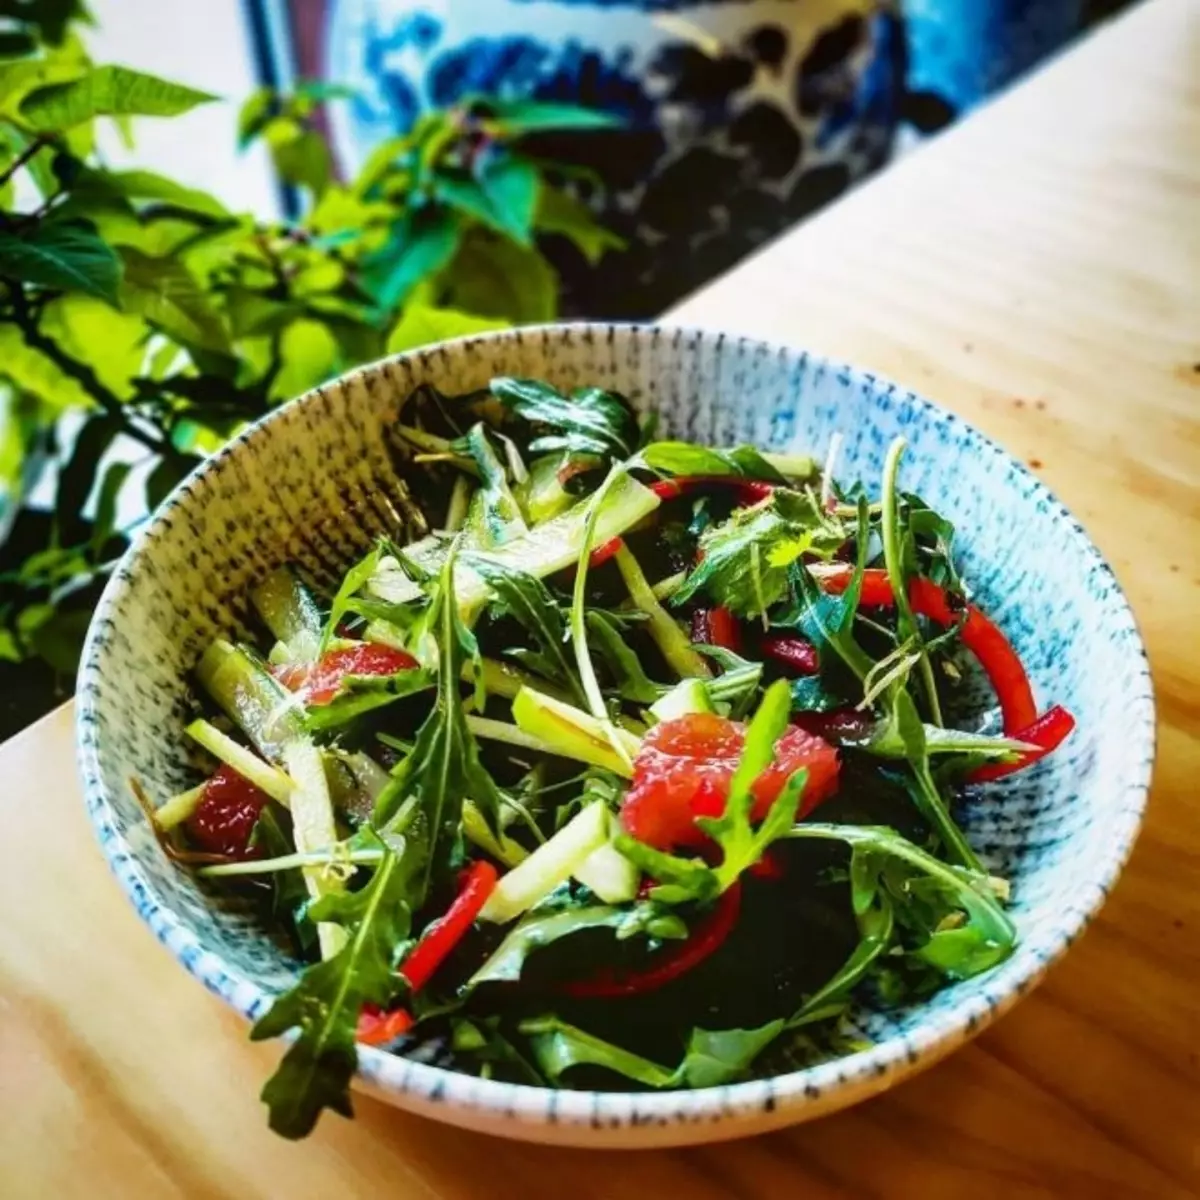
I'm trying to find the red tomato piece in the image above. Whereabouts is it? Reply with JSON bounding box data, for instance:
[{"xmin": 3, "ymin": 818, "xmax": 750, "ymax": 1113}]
[
  {"xmin": 275, "ymin": 643, "xmax": 419, "ymax": 706},
  {"xmin": 621, "ymin": 713, "xmax": 840, "ymax": 849},
  {"xmin": 185, "ymin": 766, "xmax": 270, "ymax": 859}
]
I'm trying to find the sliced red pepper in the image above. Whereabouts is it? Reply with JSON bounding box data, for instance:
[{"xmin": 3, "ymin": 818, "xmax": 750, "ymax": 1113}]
[
  {"xmin": 761, "ymin": 633, "xmax": 819, "ymax": 675},
  {"xmin": 356, "ymin": 1005, "xmax": 414, "ymax": 1047},
  {"xmin": 968, "ymin": 705, "xmax": 1076, "ymax": 782},
  {"xmin": 184, "ymin": 766, "xmax": 269, "ymax": 860},
  {"xmin": 691, "ymin": 605, "xmax": 742, "ymax": 651},
  {"xmin": 649, "ymin": 476, "xmax": 774, "ymax": 506},
  {"xmin": 356, "ymin": 860, "xmax": 498, "ymax": 1046},
  {"xmin": 563, "ymin": 882, "xmax": 742, "ymax": 998},
  {"xmin": 275, "ymin": 643, "xmax": 420, "ymax": 706},
  {"xmin": 588, "ymin": 535, "xmax": 624, "ymax": 568},
  {"xmin": 817, "ymin": 566, "xmax": 1038, "ymax": 735},
  {"xmin": 399, "ymin": 860, "xmax": 499, "ymax": 992}
]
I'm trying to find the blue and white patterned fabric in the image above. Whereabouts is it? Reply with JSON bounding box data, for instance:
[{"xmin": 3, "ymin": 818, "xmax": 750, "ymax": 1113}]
[{"xmin": 325, "ymin": 0, "xmax": 906, "ymax": 315}]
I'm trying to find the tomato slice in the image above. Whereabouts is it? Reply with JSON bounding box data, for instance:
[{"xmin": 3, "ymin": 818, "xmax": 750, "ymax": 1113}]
[
  {"xmin": 275, "ymin": 643, "xmax": 419, "ymax": 706},
  {"xmin": 621, "ymin": 713, "xmax": 840, "ymax": 849},
  {"xmin": 185, "ymin": 766, "xmax": 270, "ymax": 859}
]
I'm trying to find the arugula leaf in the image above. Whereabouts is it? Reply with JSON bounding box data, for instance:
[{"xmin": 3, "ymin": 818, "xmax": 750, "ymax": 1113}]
[
  {"xmin": 372, "ymin": 547, "xmax": 504, "ymax": 893},
  {"xmin": 302, "ymin": 668, "xmax": 436, "ymax": 732},
  {"xmin": 672, "ymin": 489, "xmax": 845, "ymax": 619},
  {"xmin": 640, "ymin": 441, "xmax": 792, "ymax": 484},
  {"xmin": 319, "ymin": 543, "xmax": 383, "ymax": 655},
  {"xmin": 457, "ymin": 422, "xmax": 528, "ymax": 549},
  {"xmin": 865, "ymin": 716, "xmax": 1033, "ymax": 762},
  {"xmin": 490, "ymin": 377, "xmax": 636, "ymax": 460},
  {"xmin": 520, "ymin": 1016, "xmax": 784, "ymax": 1089},
  {"xmin": 586, "ymin": 609, "xmax": 664, "ymax": 704},
  {"xmin": 467, "ymin": 556, "xmax": 586, "ymax": 706},
  {"xmin": 451, "ymin": 1017, "xmax": 545, "ymax": 1084},
  {"xmin": 250, "ymin": 841, "xmax": 420, "ymax": 1138},
  {"xmin": 693, "ymin": 644, "xmax": 762, "ymax": 718},
  {"xmin": 468, "ymin": 901, "xmax": 686, "ymax": 988},
  {"xmin": 905, "ymin": 491, "xmax": 965, "ymax": 595},
  {"xmin": 785, "ymin": 823, "xmax": 1015, "ymax": 984}
]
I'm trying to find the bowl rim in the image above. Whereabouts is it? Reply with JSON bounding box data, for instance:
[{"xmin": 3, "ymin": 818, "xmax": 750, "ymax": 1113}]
[{"xmin": 75, "ymin": 322, "xmax": 1155, "ymax": 1132}]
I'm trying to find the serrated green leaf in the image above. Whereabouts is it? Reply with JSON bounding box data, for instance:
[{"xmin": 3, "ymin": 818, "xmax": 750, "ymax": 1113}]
[
  {"xmin": 19, "ymin": 65, "xmax": 217, "ymax": 130},
  {"xmin": 0, "ymin": 221, "xmax": 121, "ymax": 302},
  {"xmin": 364, "ymin": 208, "xmax": 461, "ymax": 311},
  {"xmin": 119, "ymin": 246, "xmax": 232, "ymax": 354}
]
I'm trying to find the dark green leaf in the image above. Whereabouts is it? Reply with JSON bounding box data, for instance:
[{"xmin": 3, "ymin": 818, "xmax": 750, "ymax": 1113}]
[
  {"xmin": 469, "ymin": 902, "xmax": 681, "ymax": 988},
  {"xmin": 250, "ymin": 843, "xmax": 419, "ymax": 1138},
  {"xmin": 476, "ymin": 155, "xmax": 538, "ymax": 244},
  {"xmin": 55, "ymin": 412, "xmax": 119, "ymax": 543},
  {"xmin": 586, "ymin": 610, "xmax": 662, "ymax": 704},
  {"xmin": 145, "ymin": 453, "xmax": 198, "ymax": 511},
  {"xmin": 319, "ymin": 544, "xmax": 383, "ymax": 655},
  {"xmin": 441, "ymin": 231, "xmax": 556, "ymax": 323},
  {"xmin": 20, "ymin": 66, "xmax": 217, "ymax": 130},
  {"xmin": 303, "ymin": 668, "xmax": 436, "ymax": 732},
  {"xmin": 640, "ymin": 441, "xmax": 791, "ymax": 484},
  {"xmin": 119, "ymin": 246, "xmax": 232, "ymax": 354},
  {"xmin": 533, "ymin": 185, "xmax": 624, "ymax": 264},
  {"xmin": 0, "ymin": 221, "xmax": 121, "ymax": 302},
  {"xmin": 466, "ymin": 556, "xmax": 585, "ymax": 706},
  {"xmin": 486, "ymin": 99, "xmax": 624, "ymax": 134},
  {"xmin": 673, "ymin": 489, "xmax": 845, "ymax": 619},
  {"xmin": 236, "ymin": 86, "xmax": 275, "ymax": 148},
  {"xmin": 694, "ymin": 644, "xmax": 763, "ymax": 718},
  {"xmin": 372, "ymin": 547, "xmax": 505, "ymax": 893},
  {"xmin": 489, "ymin": 377, "xmax": 636, "ymax": 460}
]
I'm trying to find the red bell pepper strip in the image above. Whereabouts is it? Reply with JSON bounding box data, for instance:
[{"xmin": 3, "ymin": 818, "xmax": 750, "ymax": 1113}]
[
  {"xmin": 817, "ymin": 566, "xmax": 1038, "ymax": 735},
  {"xmin": 649, "ymin": 476, "xmax": 774, "ymax": 506},
  {"xmin": 399, "ymin": 860, "xmax": 499, "ymax": 992},
  {"xmin": 356, "ymin": 860, "xmax": 498, "ymax": 1045},
  {"xmin": 588, "ymin": 536, "xmax": 624, "ymax": 568},
  {"xmin": 356, "ymin": 1005, "xmax": 414, "ymax": 1046},
  {"xmin": 691, "ymin": 605, "xmax": 742, "ymax": 651},
  {"xmin": 968, "ymin": 705, "xmax": 1076, "ymax": 782},
  {"xmin": 761, "ymin": 633, "xmax": 819, "ymax": 675},
  {"xmin": 563, "ymin": 882, "xmax": 742, "ymax": 998}
]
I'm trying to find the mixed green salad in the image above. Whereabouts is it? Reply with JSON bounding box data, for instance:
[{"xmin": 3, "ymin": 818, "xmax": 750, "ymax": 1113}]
[{"xmin": 139, "ymin": 376, "xmax": 1076, "ymax": 1139}]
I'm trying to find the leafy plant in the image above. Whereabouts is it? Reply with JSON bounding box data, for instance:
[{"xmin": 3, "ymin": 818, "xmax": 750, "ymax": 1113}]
[{"xmin": 0, "ymin": 6, "xmax": 623, "ymax": 695}]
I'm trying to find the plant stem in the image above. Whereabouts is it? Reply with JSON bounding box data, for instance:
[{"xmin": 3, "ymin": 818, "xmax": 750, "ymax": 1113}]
[
  {"xmin": 881, "ymin": 437, "xmax": 943, "ymax": 725},
  {"xmin": 0, "ymin": 135, "xmax": 48, "ymax": 188}
]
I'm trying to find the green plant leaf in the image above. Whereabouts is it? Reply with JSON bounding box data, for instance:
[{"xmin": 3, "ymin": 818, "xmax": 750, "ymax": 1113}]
[
  {"xmin": 271, "ymin": 126, "xmax": 331, "ymax": 198},
  {"xmin": 145, "ymin": 453, "xmax": 199, "ymax": 511},
  {"xmin": 19, "ymin": 65, "xmax": 217, "ymax": 130},
  {"xmin": 440, "ymin": 231, "xmax": 556, "ymax": 324},
  {"xmin": 251, "ymin": 842, "xmax": 421, "ymax": 1138},
  {"xmin": 268, "ymin": 318, "xmax": 340, "ymax": 403},
  {"xmin": 489, "ymin": 377, "xmax": 637, "ymax": 459},
  {"xmin": 385, "ymin": 302, "xmax": 506, "ymax": 355},
  {"xmin": 90, "ymin": 459, "xmax": 132, "ymax": 555},
  {"xmin": 640, "ymin": 441, "xmax": 792, "ymax": 484},
  {"xmin": 585, "ymin": 610, "xmax": 662, "ymax": 704},
  {"xmin": 465, "ymin": 556, "xmax": 586, "ymax": 706},
  {"xmin": 485, "ymin": 99, "xmax": 624, "ymax": 134},
  {"xmin": 534, "ymin": 185, "xmax": 625, "ymax": 265},
  {"xmin": 97, "ymin": 168, "xmax": 229, "ymax": 217},
  {"xmin": 0, "ymin": 221, "xmax": 121, "ymax": 302},
  {"xmin": 365, "ymin": 208, "xmax": 461, "ymax": 311},
  {"xmin": 55, "ymin": 412, "xmax": 120, "ymax": 543},
  {"xmin": 237, "ymin": 86, "xmax": 275, "ymax": 148},
  {"xmin": 443, "ymin": 154, "xmax": 539, "ymax": 245},
  {"xmin": 119, "ymin": 246, "xmax": 232, "ymax": 354}
]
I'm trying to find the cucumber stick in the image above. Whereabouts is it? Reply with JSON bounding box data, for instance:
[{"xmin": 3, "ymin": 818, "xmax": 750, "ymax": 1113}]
[
  {"xmin": 184, "ymin": 720, "xmax": 294, "ymax": 803},
  {"xmin": 574, "ymin": 816, "xmax": 639, "ymax": 904},
  {"xmin": 250, "ymin": 566, "xmax": 323, "ymax": 662},
  {"xmin": 479, "ymin": 801, "xmax": 611, "ymax": 924},
  {"xmin": 511, "ymin": 687, "xmax": 640, "ymax": 777},
  {"xmin": 649, "ymin": 678, "xmax": 715, "ymax": 723},
  {"xmin": 195, "ymin": 640, "xmax": 346, "ymax": 957}
]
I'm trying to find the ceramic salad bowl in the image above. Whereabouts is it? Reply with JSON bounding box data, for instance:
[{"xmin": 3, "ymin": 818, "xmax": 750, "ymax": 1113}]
[{"xmin": 76, "ymin": 324, "xmax": 1153, "ymax": 1147}]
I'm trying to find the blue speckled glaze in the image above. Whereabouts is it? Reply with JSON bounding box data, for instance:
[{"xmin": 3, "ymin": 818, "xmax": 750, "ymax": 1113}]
[{"xmin": 76, "ymin": 324, "xmax": 1154, "ymax": 1147}]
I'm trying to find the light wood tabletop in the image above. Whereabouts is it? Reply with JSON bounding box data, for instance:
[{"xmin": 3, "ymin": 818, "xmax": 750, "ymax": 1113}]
[{"xmin": 3, "ymin": 0, "xmax": 1198, "ymax": 1195}]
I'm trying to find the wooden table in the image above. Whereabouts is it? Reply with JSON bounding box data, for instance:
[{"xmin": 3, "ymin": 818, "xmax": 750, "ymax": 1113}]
[{"xmin": 4, "ymin": 1, "xmax": 1198, "ymax": 1194}]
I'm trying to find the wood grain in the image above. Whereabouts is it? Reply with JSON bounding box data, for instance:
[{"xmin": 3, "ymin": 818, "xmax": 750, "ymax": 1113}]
[{"xmin": 3, "ymin": 0, "xmax": 1199, "ymax": 1194}]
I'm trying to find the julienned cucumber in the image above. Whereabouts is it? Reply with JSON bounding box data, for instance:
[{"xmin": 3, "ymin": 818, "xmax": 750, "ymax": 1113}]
[
  {"xmin": 184, "ymin": 719, "xmax": 294, "ymax": 803},
  {"xmin": 194, "ymin": 640, "xmax": 345, "ymax": 957},
  {"xmin": 250, "ymin": 566, "xmax": 323, "ymax": 663},
  {"xmin": 480, "ymin": 800, "xmax": 612, "ymax": 924},
  {"xmin": 649, "ymin": 678, "xmax": 715, "ymax": 722},
  {"xmin": 574, "ymin": 817, "xmax": 639, "ymax": 904},
  {"xmin": 511, "ymin": 687, "xmax": 641, "ymax": 776},
  {"xmin": 367, "ymin": 474, "xmax": 662, "ymax": 610}
]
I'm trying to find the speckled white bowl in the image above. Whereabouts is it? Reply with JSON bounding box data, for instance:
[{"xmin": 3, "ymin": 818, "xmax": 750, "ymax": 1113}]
[{"xmin": 76, "ymin": 324, "xmax": 1154, "ymax": 1146}]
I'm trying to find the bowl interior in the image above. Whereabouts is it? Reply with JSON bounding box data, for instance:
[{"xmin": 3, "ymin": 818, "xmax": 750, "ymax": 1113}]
[{"xmin": 77, "ymin": 325, "xmax": 1152, "ymax": 1125}]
